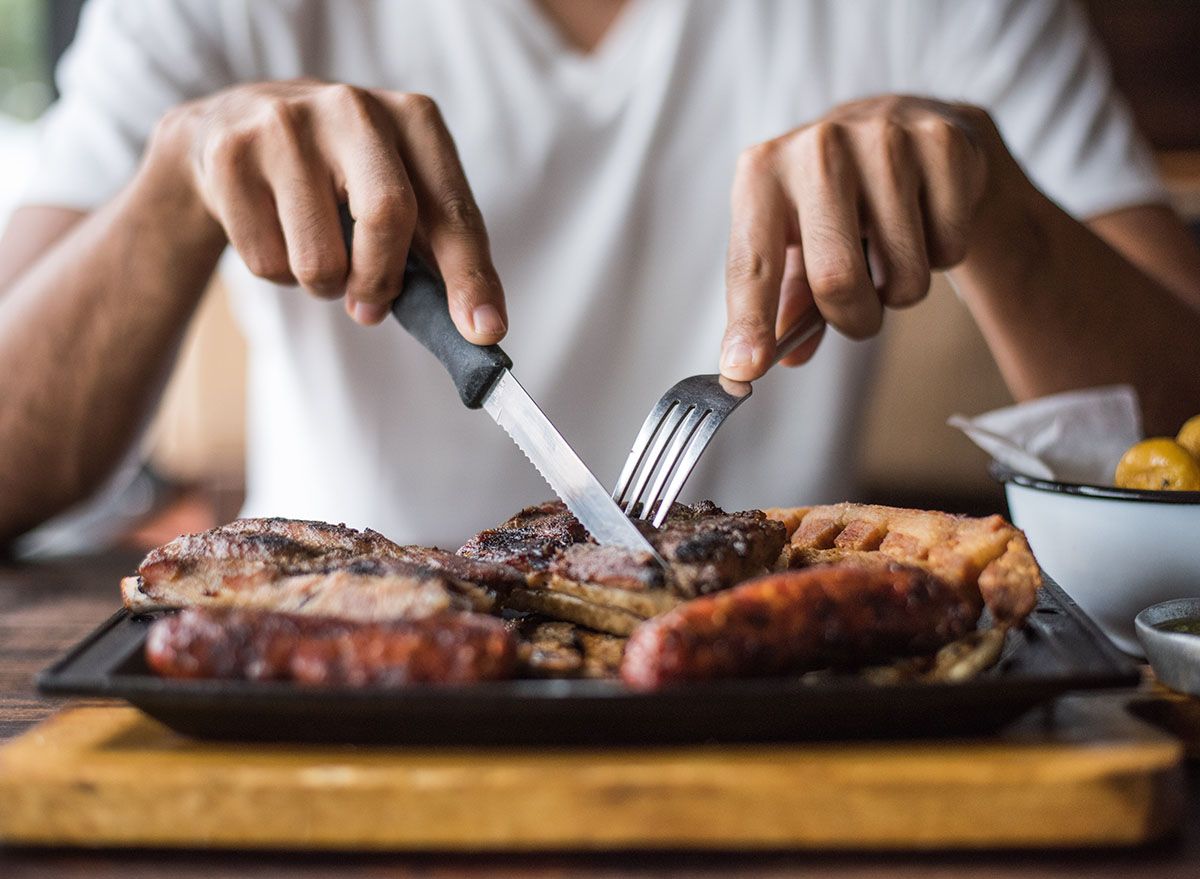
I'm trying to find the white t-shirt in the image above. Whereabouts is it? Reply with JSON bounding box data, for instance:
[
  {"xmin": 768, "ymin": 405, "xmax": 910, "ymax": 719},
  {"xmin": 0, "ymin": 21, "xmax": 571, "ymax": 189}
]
[{"xmin": 20, "ymin": 0, "xmax": 1165, "ymax": 547}]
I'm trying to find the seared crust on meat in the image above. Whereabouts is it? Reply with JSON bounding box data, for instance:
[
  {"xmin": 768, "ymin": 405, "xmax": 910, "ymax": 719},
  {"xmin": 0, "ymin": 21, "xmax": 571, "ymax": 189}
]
[
  {"xmin": 458, "ymin": 501, "xmax": 587, "ymax": 571},
  {"xmin": 774, "ymin": 503, "xmax": 1042, "ymax": 624},
  {"xmin": 620, "ymin": 563, "xmax": 981, "ymax": 690},
  {"xmin": 490, "ymin": 501, "xmax": 786, "ymax": 635},
  {"xmin": 123, "ymin": 518, "xmax": 521, "ymax": 620},
  {"xmin": 146, "ymin": 607, "xmax": 516, "ymax": 685},
  {"xmin": 653, "ymin": 501, "xmax": 787, "ymax": 597}
]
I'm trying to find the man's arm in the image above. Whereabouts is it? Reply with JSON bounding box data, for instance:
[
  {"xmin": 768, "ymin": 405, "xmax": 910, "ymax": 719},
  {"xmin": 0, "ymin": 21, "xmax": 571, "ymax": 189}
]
[
  {"xmin": 0, "ymin": 158, "xmax": 225, "ymax": 545},
  {"xmin": 720, "ymin": 96, "xmax": 1200, "ymax": 435},
  {"xmin": 955, "ymin": 194, "xmax": 1200, "ymax": 436},
  {"xmin": 0, "ymin": 80, "xmax": 508, "ymax": 548}
]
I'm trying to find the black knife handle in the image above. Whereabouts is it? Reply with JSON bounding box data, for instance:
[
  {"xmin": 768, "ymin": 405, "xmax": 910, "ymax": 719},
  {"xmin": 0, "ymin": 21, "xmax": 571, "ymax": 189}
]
[{"xmin": 339, "ymin": 204, "xmax": 511, "ymax": 409}]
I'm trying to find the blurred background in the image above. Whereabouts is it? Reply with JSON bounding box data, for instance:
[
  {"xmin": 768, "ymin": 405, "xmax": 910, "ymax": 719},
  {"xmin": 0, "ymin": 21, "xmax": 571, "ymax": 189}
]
[{"xmin": 1, "ymin": 0, "xmax": 1198, "ymax": 553}]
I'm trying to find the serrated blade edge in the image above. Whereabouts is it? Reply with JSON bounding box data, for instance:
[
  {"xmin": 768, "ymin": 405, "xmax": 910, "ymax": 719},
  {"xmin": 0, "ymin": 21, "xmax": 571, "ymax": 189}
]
[{"xmin": 482, "ymin": 371, "xmax": 663, "ymax": 563}]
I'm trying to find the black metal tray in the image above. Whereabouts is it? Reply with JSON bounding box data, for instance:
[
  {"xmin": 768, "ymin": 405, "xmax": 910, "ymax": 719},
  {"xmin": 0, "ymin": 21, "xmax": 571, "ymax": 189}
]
[{"xmin": 38, "ymin": 576, "xmax": 1139, "ymax": 745}]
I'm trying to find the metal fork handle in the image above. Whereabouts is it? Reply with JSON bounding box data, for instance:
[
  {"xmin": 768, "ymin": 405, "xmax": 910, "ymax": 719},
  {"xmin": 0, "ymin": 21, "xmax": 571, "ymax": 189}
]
[{"xmin": 771, "ymin": 309, "xmax": 825, "ymax": 368}]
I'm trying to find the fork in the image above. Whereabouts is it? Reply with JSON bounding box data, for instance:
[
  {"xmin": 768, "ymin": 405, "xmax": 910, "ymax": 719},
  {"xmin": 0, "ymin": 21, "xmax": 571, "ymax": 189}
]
[{"xmin": 612, "ymin": 309, "xmax": 826, "ymax": 527}]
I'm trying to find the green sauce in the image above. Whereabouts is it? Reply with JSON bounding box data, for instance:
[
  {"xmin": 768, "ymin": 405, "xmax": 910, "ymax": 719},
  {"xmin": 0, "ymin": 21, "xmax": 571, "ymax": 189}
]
[{"xmin": 1155, "ymin": 618, "xmax": 1200, "ymax": 636}]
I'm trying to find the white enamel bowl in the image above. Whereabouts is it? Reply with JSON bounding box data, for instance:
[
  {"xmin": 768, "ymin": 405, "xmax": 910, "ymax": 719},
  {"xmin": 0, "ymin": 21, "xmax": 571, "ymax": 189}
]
[{"xmin": 992, "ymin": 464, "xmax": 1200, "ymax": 656}]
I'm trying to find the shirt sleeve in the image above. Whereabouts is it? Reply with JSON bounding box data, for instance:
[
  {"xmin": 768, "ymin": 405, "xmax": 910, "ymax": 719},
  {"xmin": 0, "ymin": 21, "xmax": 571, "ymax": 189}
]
[
  {"xmin": 18, "ymin": 0, "xmax": 233, "ymax": 211},
  {"xmin": 919, "ymin": 0, "xmax": 1167, "ymax": 220}
]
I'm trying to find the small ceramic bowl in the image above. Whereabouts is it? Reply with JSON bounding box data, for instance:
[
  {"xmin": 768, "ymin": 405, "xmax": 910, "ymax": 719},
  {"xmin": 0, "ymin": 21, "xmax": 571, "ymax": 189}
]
[
  {"xmin": 992, "ymin": 463, "xmax": 1200, "ymax": 655},
  {"xmin": 1135, "ymin": 598, "xmax": 1200, "ymax": 696}
]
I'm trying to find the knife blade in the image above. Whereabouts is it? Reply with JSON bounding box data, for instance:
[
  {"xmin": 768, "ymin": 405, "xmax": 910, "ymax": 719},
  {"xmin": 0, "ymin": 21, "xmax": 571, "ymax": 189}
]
[
  {"xmin": 481, "ymin": 370, "xmax": 664, "ymax": 560},
  {"xmin": 382, "ymin": 241, "xmax": 662, "ymax": 562}
]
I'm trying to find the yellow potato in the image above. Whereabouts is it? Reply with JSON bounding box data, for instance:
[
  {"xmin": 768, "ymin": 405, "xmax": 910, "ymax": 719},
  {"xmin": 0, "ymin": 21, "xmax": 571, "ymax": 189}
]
[
  {"xmin": 1176, "ymin": 414, "xmax": 1200, "ymax": 461},
  {"xmin": 1114, "ymin": 438, "xmax": 1200, "ymax": 491}
]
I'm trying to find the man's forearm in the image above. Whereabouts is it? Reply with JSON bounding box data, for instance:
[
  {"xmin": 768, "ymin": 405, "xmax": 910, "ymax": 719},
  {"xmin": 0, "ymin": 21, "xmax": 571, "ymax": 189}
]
[
  {"xmin": 954, "ymin": 183, "xmax": 1200, "ymax": 435},
  {"xmin": 0, "ymin": 156, "xmax": 225, "ymax": 545}
]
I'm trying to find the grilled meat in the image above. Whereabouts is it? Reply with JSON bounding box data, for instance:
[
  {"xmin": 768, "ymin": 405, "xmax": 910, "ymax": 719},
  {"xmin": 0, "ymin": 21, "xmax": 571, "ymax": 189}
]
[
  {"xmin": 507, "ymin": 618, "xmax": 626, "ymax": 679},
  {"xmin": 146, "ymin": 607, "xmax": 517, "ymax": 685},
  {"xmin": 768, "ymin": 503, "xmax": 1042, "ymax": 624},
  {"xmin": 458, "ymin": 501, "xmax": 588, "ymax": 572},
  {"xmin": 503, "ymin": 501, "xmax": 787, "ymax": 635},
  {"xmin": 652, "ymin": 501, "xmax": 788, "ymax": 597},
  {"xmin": 122, "ymin": 518, "xmax": 521, "ymax": 620},
  {"xmin": 620, "ymin": 563, "xmax": 981, "ymax": 690}
]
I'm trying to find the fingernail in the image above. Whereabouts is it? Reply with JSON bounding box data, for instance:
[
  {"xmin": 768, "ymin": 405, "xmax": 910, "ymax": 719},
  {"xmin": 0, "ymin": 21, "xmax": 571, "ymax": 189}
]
[
  {"xmin": 471, "ymin": 304, "xmax": 506, "ymax": 337},
  {"xmin": 721, "ymin": 340, "xmax": 755, "ymax": 371},
  {"xmin": 353, "ymin": 301, "xmax": 388, "ymax": 325}
]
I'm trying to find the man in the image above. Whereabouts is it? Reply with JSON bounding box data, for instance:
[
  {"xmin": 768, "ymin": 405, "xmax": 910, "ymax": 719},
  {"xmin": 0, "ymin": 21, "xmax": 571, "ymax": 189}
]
[{"xmin": 1, "ymin": 0, "xmax": 1198, "ymax": 549}]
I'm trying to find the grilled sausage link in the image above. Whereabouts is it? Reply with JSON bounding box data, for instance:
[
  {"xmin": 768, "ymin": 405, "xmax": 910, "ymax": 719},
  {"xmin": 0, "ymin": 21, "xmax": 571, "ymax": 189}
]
[
  {"xmin": 620, "ymin": 563, "xmax": 980, "ymax": 690},
  {"xmin": 146, "ymin": 607, "xmax": 517, "ymax": 685}
]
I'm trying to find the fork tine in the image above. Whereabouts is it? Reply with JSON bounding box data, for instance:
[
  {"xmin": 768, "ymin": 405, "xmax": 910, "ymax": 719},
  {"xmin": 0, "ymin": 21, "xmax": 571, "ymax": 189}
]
[
  {"xmin": 612, "ymin": 395, "xmax": 677, "ymax": 505},
  {"xmin": 650, "ymin": 412, "xmax": 721, "ymax": 527},
  {"xmin": 623, "ymin": 403, "xmax": 691, "ymax": 514},
  {"xmin": 637, "ymin": 405, "xmax": 708, "ymax": 521}
]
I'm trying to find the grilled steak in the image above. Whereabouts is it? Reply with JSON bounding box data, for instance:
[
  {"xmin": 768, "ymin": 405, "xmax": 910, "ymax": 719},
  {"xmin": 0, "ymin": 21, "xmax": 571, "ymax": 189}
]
[
  {"xmin": 146, "ymin": 607, "xmax": 517, "ymax": 685},
  {"xmin": 122, "ymin": 518, "xmax": 521, "ymax": 620},
  {"xmin": 620, "ymin": 563, "xmax": 981, "ymax": 690},
  {"xmin": 457, "ymin": 501, "xmax": 588, "ymax": 572},
  {"xmin": 498, "ymin": 501, "xmax": 787, "ymax": 635}
]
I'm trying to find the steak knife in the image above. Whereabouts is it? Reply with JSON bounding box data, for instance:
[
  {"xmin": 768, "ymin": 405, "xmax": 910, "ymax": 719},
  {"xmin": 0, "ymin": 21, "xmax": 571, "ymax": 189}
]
[
  {"xmin": 336, "ymin": 205, "xmax": 662, "ymax": 562},
  {"xmin": 390, "ymin": 256, "xmax": 663, "ymax": 562}
]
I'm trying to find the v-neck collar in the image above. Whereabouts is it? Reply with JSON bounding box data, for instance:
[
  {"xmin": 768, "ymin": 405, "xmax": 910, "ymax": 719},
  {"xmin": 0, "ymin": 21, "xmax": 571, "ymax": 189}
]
[{"xmin": 500, "ymin": 0, "xmax": 665, "ymax": 100}]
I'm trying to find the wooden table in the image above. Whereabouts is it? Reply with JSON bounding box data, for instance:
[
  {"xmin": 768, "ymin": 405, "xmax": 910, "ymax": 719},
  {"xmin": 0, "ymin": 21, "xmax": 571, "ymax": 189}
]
[{"xmin": 1, "ymin": 552, "xmax": 1197, "ymax": 878}]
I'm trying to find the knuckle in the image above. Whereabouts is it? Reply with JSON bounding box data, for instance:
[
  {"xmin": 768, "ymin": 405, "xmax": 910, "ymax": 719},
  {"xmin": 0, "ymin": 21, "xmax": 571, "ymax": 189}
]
[
  {"xmin": 735, "ymin": 142, "xmax": 777, "ymax": 176},
  {"xmin": 796, "ymin": 122, "xmax": 847, "ymax": 176},
  {"xmin": 437, "ymin": 194, "xmax": 485, "ymax": 234},
  {"xmin": 808, "ymin": 257, "xmax": 863, "ymax": 307},
  {"xmin": 358, "ymin": 187, "xmax": 415, "ymax": 231},
  {"xmin": 398, "ymin": 92, "xmax": 440, "ymax": 121},
  {"xmin": 324, "ymin": 82, "xmax": 376, "ymax": 123},
  {"xmin": 203, "ymin": 128, "xmax": 254, "ymax": 172},
  {"xmin": 258, "ymin": 96, "xmax": 301, "ymax": 138},
  {"xmin": 291, "ymin": 251, "xmax": 347, "ymax": 290},
  {"xmin": 243, "ymin": 249, "xmax": 290, "ymax": 283},
  {"xmin": 349, "ymin": 275, "xmax": 396, "ymax": 306},
  {"xmin": 725, "ymin": 244, "xmax": 777, "ymax": 288},
  {"xmin": 886, "ymin": 261, "xmax": 931, "ymax": 307},
  {"xmin": 917, "ymin": 114, "xmax": 962, "ymax": 150},
  {"xmin": 929, "ymin": 226, "xmax": 969, "ymax": 268}
]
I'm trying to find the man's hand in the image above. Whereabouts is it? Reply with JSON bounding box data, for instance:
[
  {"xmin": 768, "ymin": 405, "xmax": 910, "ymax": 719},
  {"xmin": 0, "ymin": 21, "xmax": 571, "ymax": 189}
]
[
  {"xmin": 151, "ymin": 80, "xmax": 506, "ymax": 340},
  {"xmin": 721, "ymin": 95, "xmax": 1018, "ymax": 380}
]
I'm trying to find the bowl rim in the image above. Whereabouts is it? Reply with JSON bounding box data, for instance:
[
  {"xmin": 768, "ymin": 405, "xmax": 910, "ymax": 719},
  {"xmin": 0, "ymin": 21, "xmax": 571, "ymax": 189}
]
[
  {"xmin": 990, "ymin": 462, "xmax": 1200, "ymax": 505},
  {"xmin": 1135, "ymin": 598, "xmax": 1200, "ymax": 631}
]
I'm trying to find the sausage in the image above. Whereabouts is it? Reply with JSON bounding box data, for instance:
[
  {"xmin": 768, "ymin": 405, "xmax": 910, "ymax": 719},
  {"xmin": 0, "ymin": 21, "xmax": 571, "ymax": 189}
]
[
  {"xmin": 145, "ymin": 607, "xmax": 517, "ymax": 685},
  {"xmin": 620, "ymin": 563, "xmax": 980, "ymax": 690}
]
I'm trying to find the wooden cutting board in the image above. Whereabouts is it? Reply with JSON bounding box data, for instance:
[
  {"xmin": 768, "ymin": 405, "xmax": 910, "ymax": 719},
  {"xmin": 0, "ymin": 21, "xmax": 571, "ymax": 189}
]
[{"xmin": 0, "ymin": 696, "xmax": 1184, "ymax": 851}]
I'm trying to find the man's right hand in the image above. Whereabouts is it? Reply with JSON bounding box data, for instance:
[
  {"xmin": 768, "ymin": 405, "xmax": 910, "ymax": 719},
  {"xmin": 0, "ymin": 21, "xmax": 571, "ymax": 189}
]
[{"xmin": 149, "ymin": 80, "xmax": 507, "ymax": 341}]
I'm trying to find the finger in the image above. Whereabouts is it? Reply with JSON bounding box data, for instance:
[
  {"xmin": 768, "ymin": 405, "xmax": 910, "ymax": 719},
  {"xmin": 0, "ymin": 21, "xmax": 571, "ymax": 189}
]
[
  {"xmin": 378, "ymin": 92, "xmax": 506, "ymax": 344},
  {"xmin": 853, "ymin": 121, "xmax": 930, "ymax": 308},
  {"xmin": 199, "ymin": 133, "xmax": 293, "ymax": 285},
  {"xmin": 913, "ymin": 113, "xmax": 983, "ymax": 269},
  {"xmin": 785, "ymin": 123, "xmax": 881, "ymax": 339},
  {"xmin": 319, "ymin": 85, "xmax": 418, "ymax": 325},
  {"xmin": 723, "ymin": 145, "xmax": 791, "ymax": 381},
  {"xmin": 776, "ymin": 245, "xmax": 825, "ymax": 367},
  {"xmin": 259, "ymin": 108, "xmax": 347, "ymax": 300}
]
